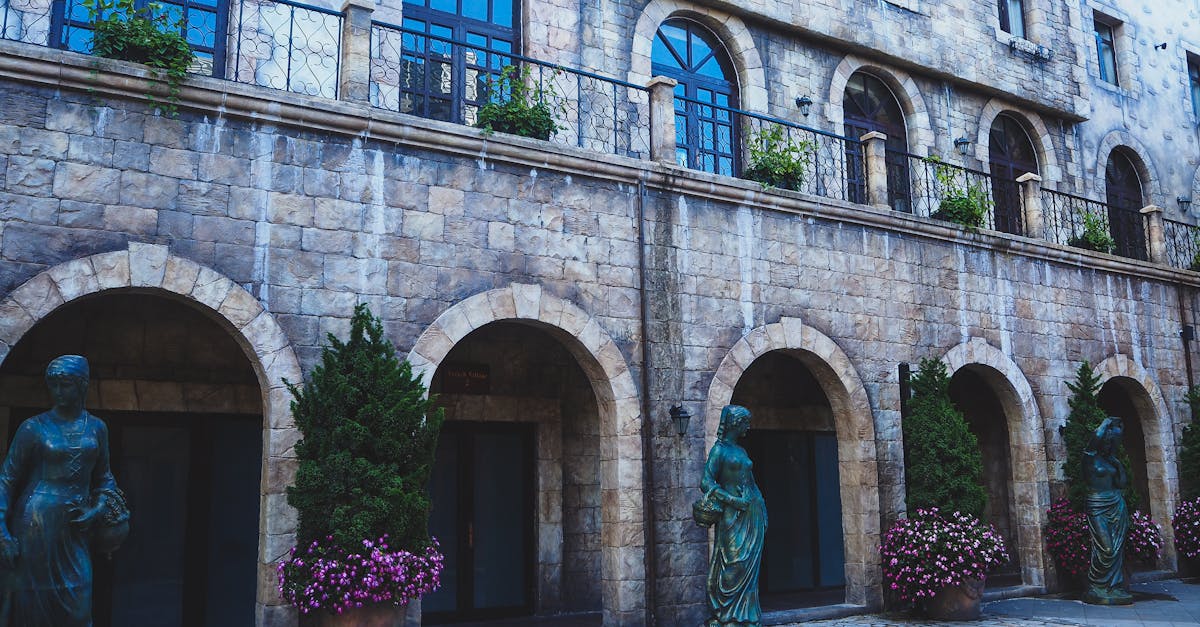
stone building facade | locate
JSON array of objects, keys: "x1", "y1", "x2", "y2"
[{"x1": 0, "y1": 0, "x2": 1199, "y2": 625}]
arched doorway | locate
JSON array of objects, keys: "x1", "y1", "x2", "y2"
[
  {"x1": 1105, "y1": 149, "x2": 1148, "y2": 260},
  {"x1": 0, "y1": 292, "x2": 263, "y2": 626},
  {"x1": 988, "y1": 113, "x2": 1038, "y2": 236},
  {"x1": 948, "y1": 366, "x2": 1020, "y2": 587},
  {"x1": 844, "y1": 72, "x2": 910, "y2": 212},
  {"x1": 730, "y1": 351, "x2": 846, "y2": 609},
  {"x1": 422, "y1": 321, "x2": 604, "y2": 623},
  {"x1": 1097, "y1": 377, "x2": 1152, "y2": 512},
  {"x1": 652, "y1": 18, "x2": 739, "y2": 176}
]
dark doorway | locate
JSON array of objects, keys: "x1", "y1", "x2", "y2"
[
  {"x1": 988, "y1": 114, "x2": 1037, "y2": 235},
  {"x1": 1097, "y1": 381, "x2": 1151, "y2": 511},
  {"x1": 844, "y1": 72, "x2": 910, "y2": 211},
  {"x1": 7, "y1": 409, "x2": 262, "y2": 627},
  {"x1": 1104, "y1": 149, "x2": 1148, "y2": 260},
  {"x1": 425, "y1": 421, "x2": 535, "y2": 623}
]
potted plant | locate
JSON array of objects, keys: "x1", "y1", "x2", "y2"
[
  {"x1": 277, "y1": 304, "x2": 445, "y2": 624},
  {"x1": 882, "y1": 508, "x2": 1009, "y2": 619},
  {"x1": 893, "y1": 358, "x2": 1005, "y2": 619},
  {"x1": 1046, "y1": 497, "x2": 1163, "y2": 580},
  {"x1": 925, "y1": 155, "x2": 991, "y2": 230},
  {"x1": 476, "y1": 64, "x2": 562, "y2": 141},
  {"x1": 740, "y1": 123, "x2": 815, "y2": 191},
  {"x1": 85, "y1": 0, "x2": 195, "y2": 116},
  {"x1": 1067, "y1": 211, "x2": 1116, "y2": 254}
]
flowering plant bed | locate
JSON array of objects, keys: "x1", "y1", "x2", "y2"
[
  {"x1": 1045, "y1": 497, "x2": 1163, "y2": 580},
  {"x1": 880, "y1": 508, "x2": 1009, "y2": 604},
  {"x1": 1173, "y1": 497, "x2": 1200, "y2": 560},
  {"x1": 279, "y1": 535, "x2": 443, "y2": 615}
]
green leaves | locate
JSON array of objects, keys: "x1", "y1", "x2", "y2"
[
  {"x1": 1179, "y1": 386, "x2": 1200, "y2": 500},
  {"x1": 85, "y1": 0, "x2": 194, "y2": 116},
  {"x1": 287, "y1": 304, "x2": 444, "y2": 551},
  {"x1": 902, "y1": 358, "x2": 987, "y2": 518},
  {"x1": 475, "y1": 64, "x2": 563, "y2": 141},
  {"x1": 1061, "y1": 361, "x2": 1136, "y2": 509},
  {"x1": 741, "y1": 123, "x2": 815, "y2": 191},
  {"x1": 1068, "y1": 211, "x2": 1116, "y2": 254},
  {"x1": 925, "y1": 155, "x2": 991, "y2": 230}
]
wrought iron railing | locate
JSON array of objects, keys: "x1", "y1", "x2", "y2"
[
  {"x1": 1041, "y1": 189, "x2": 1148, "y2": 260},
  {"x1": 1164, "y1": 219, "x2": 1200, "y2": 271},
  {"x1": 369, "y1": 22, "x2": 651, "y2": 158},
  {"x1": 0, "y1": 0, "x2": 51, "y2": 45},
  {"x1": 885, "y1": 151, "x2": 1025, "y2": 234},
  {"x1": 232, "y1": 0, "x2": 342, "y2": 98},
  {"x1": 672, "y1": 94, "x2": 863, "y2": 203}
]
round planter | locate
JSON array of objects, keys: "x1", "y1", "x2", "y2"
[
  {"x1": 300, "y1": 603, "x2": 413, "y2": 627},
  {"x1": 925, "y1": 577, "x2": 985, "y2": 621}
]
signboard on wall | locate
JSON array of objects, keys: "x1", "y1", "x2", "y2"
[{"x1": 440, "y1": 363, "x2": 491, "y2": 394}]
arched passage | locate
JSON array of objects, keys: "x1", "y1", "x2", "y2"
[
  {"x1": 704, "y1": 317, "x2": 880, "y2": 608},
  {"x1": 0, "y1": 242, "x2": 303, "y2": 625},
  {"x1": 1094, "y1": 354, "x2": 1177, "y2": 570},
  {"x1": 942, "y1": 338, "x2": 1049, "y2": 588},
  {"x1": 406, "y1": 284, "x2": 644, "y2": 625}
]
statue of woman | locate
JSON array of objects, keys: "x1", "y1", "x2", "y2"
[
  {"x1": 1081, "y1": 416, "x2": 1133, "y2": 605},
  {"x1": 0, "y1": 355, "x2": 128, "y2": 625},
  {"x1": 701, "y1": 405, "x2": 767, "y2": 627}
]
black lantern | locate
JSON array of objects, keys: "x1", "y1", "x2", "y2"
[
  {"x1": 669, "y1": 404, "x2": 692, "y2": 437},
  {"x1": 794, "y1": 95, "x2": 813, "y2": 117},
  {"x1": 1178, "y1": 196, "x2": 1193, "y2": 213},
  {"x1": 954, "y1": 136, "x2": 971, "y2": 156}
]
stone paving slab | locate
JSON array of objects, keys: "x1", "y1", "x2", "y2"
[{"x1": 797, "y1": 579, "x2": 1200, "y2": 627}]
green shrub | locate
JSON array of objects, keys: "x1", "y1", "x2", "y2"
[
  {"x1": 476, "y1": 65, "x2": 562, "y2": 141},
  {"x1": 286, "y1": 304, "x2": 444, "y2": 552},
  {"x1": 1067, "y1": 211, "x2": 1116, "y2": 254},
  {"x1": 86, "y1": 0, "x2": 194, "y2": 116},
  {"x1": 903, "y1": 358, "x2": 987, "y2": 517},
  {"x1": 925, "y1": 155, "x2": 991, "y2": 230},
  {"x1": 1060, "y1": 361, "x2": 1136, "y2": 509},
  {"x1": 1179, "y1": 386, "x2": 1200, "y2": 500},
  {"x1": 741, "y1": 123, "x2": 814, "y2": 191}
]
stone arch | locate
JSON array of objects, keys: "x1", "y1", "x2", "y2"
[
  {"x1": 406, "y1": 283, "x2": 644, "y2": 623},
  {"x1": 1093, "y1": 354, "x2": 1177, "y2": 568},
  {"x1": 0, "y1": 241, "x2": 302, "y2": 624},
  {"x1": 630, "y1": 0, "x2": 768, "y2": 111},
  {"x1": 974, "y1": 99, "x2": 1061, "y2": 184},
  {"x1": 941, "y1": 338, "x2": 1050, "y2": 587},
  {"x1": 1095, "y1": 131, "x2": 1163, "y2": 205},
  {"x1": 827, "y1": 55, "x2": 935, "y2": 151},
  {"x1": 703, "y1": 317, "x2": 880, "y2": 607}
]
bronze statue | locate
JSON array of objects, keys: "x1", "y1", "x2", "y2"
[
  {"x1": 1082, "y1": 416, "x2": 1133, "y2": 605},
  {"x1": 0, "y1": 355, "x2": 129, "y2": 625},
  {"x1": 696, "y1": 405, "x2": 767, "y2": 626}
]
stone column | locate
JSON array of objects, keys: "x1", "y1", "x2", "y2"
[
  {"x1": 647, "y1": 76, "x2": 678, "y2": 164},
  {"x1": 860, "y1": 131, "x2": 889, "y2": 210},
  {"x1": 1141, "y1": 205, "x2": 1166, "y2": 264},
  {"x1": 339, "y1": 0, "x2": 374, "y2": 103},
  {"x1": 1016, "y1": 172, "x2": 1043, "y2": 239}
]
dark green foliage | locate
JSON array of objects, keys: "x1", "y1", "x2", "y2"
[
  {"x1": 924, "y1": 155, "x2": 990, "y2": 230},
  {"x1": 741, "y1": 124, "x2": 814, "y2": 191},
  {"x1": 287, "y1": 304, "x2": 443, "y2": 551},
  {"x1": 86, "y1": 0, "x2": 194, "y2": 116},
  {"x1": 903, "y1": 358, "x2": 987, "y2": 518},
  {"x1": 1061, "y1": 361, "x2": 1136, "y2": 509},
  {"x1": 476, "y1": 65, "x2": 562, "y2": 141},
  {"x1": 1067, "y1": 212, "x2": 1116, "y2": 254},
  {"x1": 1179, "y1": 386, "x2": 1200, "y2": 500}
]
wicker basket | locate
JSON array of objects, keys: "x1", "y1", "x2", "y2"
[{"x1": 692, "y1": 489, "x2": 722, "y2": 527}]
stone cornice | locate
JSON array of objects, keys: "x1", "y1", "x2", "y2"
[{"x1": 1, "y1": 40, "x2": 1196, "y2": 287}]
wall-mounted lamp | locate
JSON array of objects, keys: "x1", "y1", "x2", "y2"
[
  {"x1": 1154, "y1": 42, "x2": 1168, "y2": 51},
  {"x1": 669, "y1": 404, "x2": 692, "y2": 437},
  {"x1": 954, "y1": 137, "x2": 971, "y2": 157},
  {"x1": 795, "y1": 95, "x2": 813, "y2": 117},
  {"x1": 1179, "y1": 196, "x2": 1193, "y2": 213}
]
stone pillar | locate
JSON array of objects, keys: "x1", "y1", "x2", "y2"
[
  {"x1": 647, "y1": 76, "x2": 678, "y2": 164},
  {"x1": 1016, "y1": 172, "x2": 1043, "y2": 239},
  {"x1": 1141, "y1": 205, "x2": 1166, "y2": 264},
  {"x1": 860, "y1": 131, "x2": 889, "y2": 210},
  {"x1": 339, "y1": 0, "x2": 374, "y2": 103}
]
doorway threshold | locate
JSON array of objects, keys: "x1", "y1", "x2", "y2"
[
  {"x1": 762, "y1": 603, "x2": 866, "y2": 625},
  {"x1": 982, "y1": 584, "x2": 1044, "y2": 602}
]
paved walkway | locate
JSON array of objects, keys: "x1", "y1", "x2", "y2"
[{"x1": 800, "y1": 579, "x2": 1200, "y2": 627}]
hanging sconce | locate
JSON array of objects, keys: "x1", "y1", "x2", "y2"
[
  {"x1": 670, "y1": 404, "x2": 692, "y2": 437},
  {"x1": 1178, "y1": 196, "x2": 1193, "y2": 213},
  {"x1": 795, "y1": 95, "x2": 813, "y2": 117},
  {"x1": 954, "y1": 137, "x2": 971, "y2": 156}
]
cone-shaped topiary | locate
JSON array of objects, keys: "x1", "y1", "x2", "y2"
[
  {"x1": 903, "y1": 358, "x2": 986, "y2": 518},
  {"x1": 1179, "y1": 386, "x2": 1200, "y2": 500},
  {"x1": 1060, "y1": 361, "x2": 1137, "y2": 510},
  {"x1": 286, "y1": 303, "x2": 444, "y2": 552}
]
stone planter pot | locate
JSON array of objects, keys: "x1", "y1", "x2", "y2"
[
  {"x1": 925, "y1": 577, "x2": 985, "y2": 621},
  {"x1": 300, "y1": 600, "x2": 419, "y2": 627}
]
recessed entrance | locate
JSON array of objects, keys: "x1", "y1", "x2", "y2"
[{"x1": 1098, "y1": 378, "x2": 1151, "y2": 511}]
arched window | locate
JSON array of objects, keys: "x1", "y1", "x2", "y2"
[
  {"x1": 843, "y1": 72, "x2": 910, "y2": 212},
  {"x1": 652, "y1": 19, "x2": 738, "y2": 176},
  {"x1": 988, "y1": 114, "x2": 1038, "y2": 235},
  {"x1": 1105, "y1": 149, "x2": 1147, "y2": 260}
]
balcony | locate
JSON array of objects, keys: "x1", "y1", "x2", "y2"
[{"x1": 1, "y1": 0, "x2": 1194, "y2": 276}]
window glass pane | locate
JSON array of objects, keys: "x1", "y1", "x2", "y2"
[
  {"x1": 659, "y1": 23, "x2": 687, "y2": 63},
  {"x1": 493, "y1": 0, "x2": 513, "y2": 27},
  {"x1": 1005, "y1": 0, "x2": 1025, "y2": 38},
  {"x1": 1095, "y1": 18, "x2": 1118, "y2": 85},
  {"x1": 689, "y1": 29, "x2": 712, "y2": 66},
  {"x1": 697, "y1": 55, "x2": 725, "y2": 80},
  {"x1": 429, "y1": 0, "x2": 455, "y2": 14},
  {"x1": 463, "y1": 0, "x2": 486, "y2": 22},
  {"x1": 1190, "y1": 58, "x2": 1200, "y2": 118}
]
